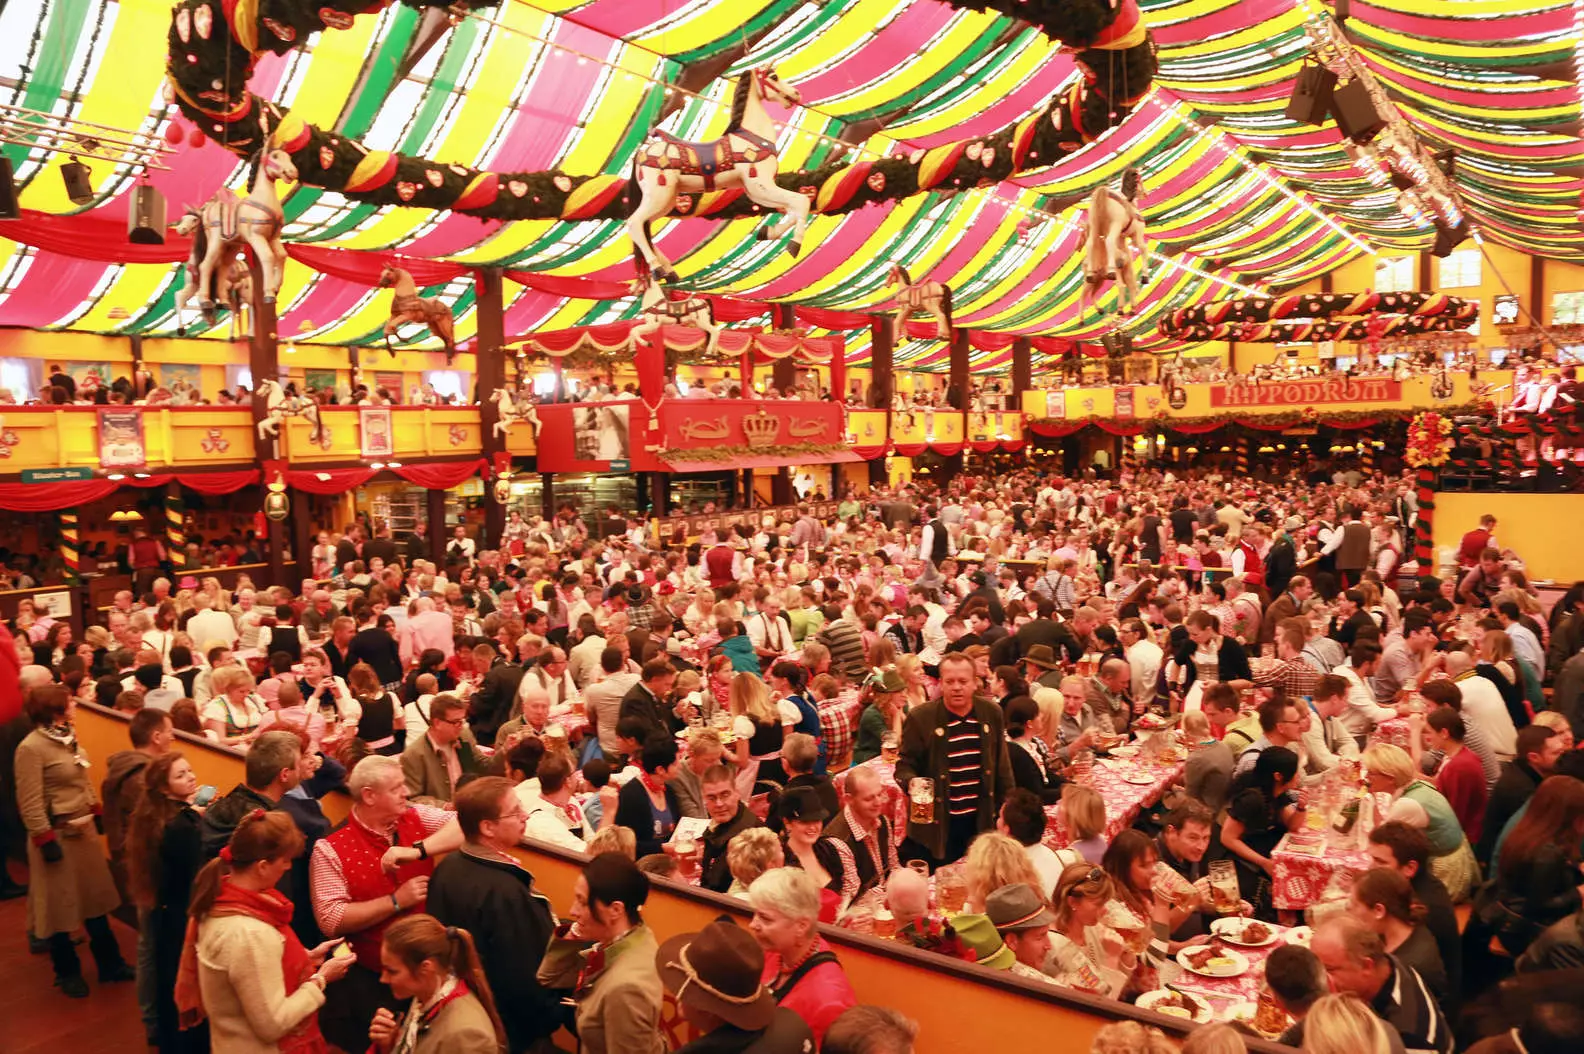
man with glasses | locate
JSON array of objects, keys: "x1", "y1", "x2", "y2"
[
  {"x1": 400, "y1": 693, "x2": 484, "y2": 807},
  {"x1": 697, "y1": 765, "x2": 762, "y2": 893},
  {"x1": 1233, "y1": 695, "x2": 1306, "y2": 777},
  {"x1": 521, "y1": 645, "x2": 579, "y2": 710},
  {"x1": 427, "y1": 776, "x2": 561, "y2": 1054}
]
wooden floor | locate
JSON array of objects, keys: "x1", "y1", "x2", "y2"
[{"x1": 0, "y1": 864, "x2": 146, "y2": 1054}]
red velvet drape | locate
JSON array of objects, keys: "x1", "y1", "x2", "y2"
[{"x1": 395, "y1": 459, "x2": 487, "y2": 490}]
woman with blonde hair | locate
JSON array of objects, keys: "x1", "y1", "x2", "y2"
[
  {"x1": 202, "y1": 666, "x2": 266, "y2": 746},
  {"x1": 683, "y1": 588, "x2": 717, "y2": 638},
  {"x1": 1060, "y1": 783, "x2": 1109, "y2": 864},
  {"x1": 1362, "y1": 743, "x2": 1478, "y2": 901},
  {"x1": 1300, "y1": 993, "x2": 1395, "y2": 1054},
  {"x1": 1048, "y1": 861, "x2": 1136, "y2": 997},
  {"x1": 962, "y1": 831, "x2": 1045, "y2": 914},
  {"x1": 369, "y1": 915, "x2": 506, "y2": 1054},
  {"x1": 894, "y1": 654, "x2": 930, "y2": 710},
  {"x1": 725, "y1": 827, "x2": 784, "y2": 898},
  {"x1": 1182, "y1": 1023, "x2": 1248, "y2": 1054},
  {"x1": 584, "y1": 825, "x2": 637, "y2": 860},
  {"x1": 729, "y1": 671, "x2": 789, "y2": 795},
  {"x1": 1476, "y1": 629, "x2": 1526, "y2": 722}
]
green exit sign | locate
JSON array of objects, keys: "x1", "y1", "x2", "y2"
[{"x1": 21, "y1": 467, "x2": 95, "y2": 483}]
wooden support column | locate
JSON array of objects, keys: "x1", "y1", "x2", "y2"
[
  {"x1": 247, "y1": 258, "x2": 284, "y2": 586},
  {"x1": 1418, "y1": 252, "x2": 1432, "y2": 291},
  {"x1": 1531, "y1": 256, "x2": 1545, "y2": 324},
  {"x1": 475, "y1": 268, "x2": 507, "y2": 550},
  {"x1": 869, "y1": 316, "x2": 894, "y2": 487},
  {"x1": 289, "y1": 491, "x2": 314, "y2": 584},
  {"x1": 1011, "y1": 337, "x2": 1032, "y2": 404},
  {"x1": 428, "y1": 488, "x2": 448, "y2": 565},
  {"x1": 540, "y1": 473, "x2": 555, "y2": 521},
  {"x1": 772, "y1": 304, "x2": 797, "y2": 394},
  {"x1": 1320, "y1": 271, "x2": 1334, "y2": 294},
  {"x1": 943, "y1": 328, "x2": 970, "y2": 481}
]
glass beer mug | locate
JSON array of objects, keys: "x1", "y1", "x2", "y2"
[{"x1": 908, "y1": 778, "x2": 935, "y2": 826}]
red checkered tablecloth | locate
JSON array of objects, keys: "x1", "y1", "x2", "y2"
[
  {"x1": 1043, "y1": 756, "x2": 1186, "y2": 849},
  {"x1": 1270, "y1": 833, "x2": 1373, "y2": 912},
  {"x1": 1165, "y1": 924, "x2": 1295, "y2": 1030},
  {"x1": 852, "y1": 751, "x2": 1184, "y2": 849},
  {"x1": 1370, "y1": 716, "x2": 1412, "y2": 749}
]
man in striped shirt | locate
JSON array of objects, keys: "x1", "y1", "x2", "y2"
[{"x1": 894, "y1": 652, "x2": 1015, "y2": 866}]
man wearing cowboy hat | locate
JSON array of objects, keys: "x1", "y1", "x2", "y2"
[{"x1": 658, "y1": 919, "x2": 814, "y2": 1054}]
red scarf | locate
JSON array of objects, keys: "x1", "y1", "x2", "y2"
[{"x1": 174, "y1": 881, "x2": 327, "y2": 1054}]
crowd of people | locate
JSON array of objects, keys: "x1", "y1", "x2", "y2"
[{"x1": 0, "y1": 462, "x2": 1582, "y2": 1054}]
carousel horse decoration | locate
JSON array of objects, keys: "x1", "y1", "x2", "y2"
[
  {"x1": 887, "y1": 263, "x2": 953, "y2": 340},
  {"x1": 225, "y1": 258, "x2": 253, "y2": 340},
  {"x1": 627, "y1": 67, "x2": 810, "y2": 284},
  {"x1": 1076, "y1": 167, "x2": 1149, "y2": 319},
  {"x1": 172, "y1": 147, "x2": 297, "y2": 335},
  {"x1": 628, "y1": 269, "x2": 723, "y2": 356},
  {"x1": 379, "y1": 265, "x2": 458, "y2": 363},
  {"x1": 489, "y1": 386, "x2": 539, "y2": 439},
  {"x1": 256, "y1": 377, "x2": 327, "y2": 448}
]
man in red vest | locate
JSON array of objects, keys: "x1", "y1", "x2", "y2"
[
  {"x1": 704, "y1": 531, "x2": 740, "y2": 589},
  {"x1": 310, "y1": 754, "x2": 462, "y2": 1051}
]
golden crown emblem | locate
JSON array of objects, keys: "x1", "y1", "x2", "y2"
[{"x1": 743, "y1": 408, "x2": 782, "y2": 448}]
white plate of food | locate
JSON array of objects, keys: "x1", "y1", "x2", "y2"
[
  {"x1": 1283, "y1": 925, "x2": 1313, "y2": 948},
  {"x1": 1177, "y1": 945, "x2": 1249, "y2": 978},
  {"x1": 1120, "y1": 771, "x2": 1159, "y2": 785},
  {"x1": 1225, "y1": 1001, "x2": 1291, "y2": 1038},
  {"x1": 1106, "y1": 743, "x2": 1140, "y2": 758},
  {"x1": 1137, "y1": 989, "x2": 1212, "y2": 1023},
  {"x1": 1211, "y1": 917, "x2": 1279, "y2": 947}
]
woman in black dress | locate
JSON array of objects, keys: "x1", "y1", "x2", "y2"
[
  {"x1": 125, "y1": 752, "x2": 206, "y2": 1053},
  {"x1": 1219, "y1": 746, "x2": 1302, "y2": 921},
  {"x1": 779, "y1": 787, "x2": 858, "y2": 915}
]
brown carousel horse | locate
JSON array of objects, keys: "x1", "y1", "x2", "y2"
[
  {"x1": 887, "y1": 263, "x2": 953, "y2": 340},
  {"x1": 379, "y1": 265, "x2": 457, "y2": 363},
  {"x1": 1076, "y1": 167, "x2": 1150, "y2": 319},
  {"x1": 627, "y1": 67, "x2": 809, "y2": 283}
]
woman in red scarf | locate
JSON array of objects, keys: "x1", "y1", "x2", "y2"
[
  {"x1": 368, "y1": 915, "x2": 506, "y2": 1054},
  {"x1": 175, "y1": 811, "x2": 352, "y2": 1054}
]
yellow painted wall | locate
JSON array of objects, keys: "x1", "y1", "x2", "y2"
[{"x1": 1432, "y1": 493, "x2": 1584, "y2": 584}]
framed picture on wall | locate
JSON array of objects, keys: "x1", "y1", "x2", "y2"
[{"x1": 360, "y1": 407, "x2": 395, "y2": 458}]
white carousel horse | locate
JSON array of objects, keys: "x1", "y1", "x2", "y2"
[
  {"x1": 887, "y1": 263, "x2": 953, "y2": 340},
  {"x1": 489, "y1": 386, "x2": 539, "y2": 439},
  {"x1": 173, "y1": 148, "x2": 296, "y2": 335},
  {"x1": 628, "y1": 272, "x2": 723, "y2": 357},
  {"x1": 1075, "y1": 167, "x2": 1149, "y2": 319},
  {"x1": 256, "y1": 377, "x2": 325, "y2": 446},
  {"x1": 379, "y1": 265, "x2": 457, "y2": 363},
  {"x1": 627, "y1": 67, "x2": 810, "y2": 283}
]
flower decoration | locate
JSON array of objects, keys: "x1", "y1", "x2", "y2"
[{"x1": 1405, "y1": 411, "x2": 1453, "y2": 469}]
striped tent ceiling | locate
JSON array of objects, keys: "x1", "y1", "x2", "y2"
[{"x1": 0, "y1": 0, "x2": 1580, "y2": 371}]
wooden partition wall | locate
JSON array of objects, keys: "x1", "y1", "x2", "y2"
[{"x1": 73, "y1": 704, "x2": 1293, "y2": 1054}]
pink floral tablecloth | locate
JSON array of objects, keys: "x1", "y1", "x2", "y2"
[
  {"x1": 1270, "y1": 833, "x2": 1373, "y2": 912},
  {"x1": 1043, "y1": 756, "x2": 1186, "y2": 849}
]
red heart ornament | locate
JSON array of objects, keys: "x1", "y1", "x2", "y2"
[
  {"x1": 425, "y1": 169, "x2": 443, "y2": 187},
  {"x1": 396, "y1": 181, "x2": 418, "y2": 202}
]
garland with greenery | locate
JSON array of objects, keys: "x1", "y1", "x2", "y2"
[
  {"x1": 1029, "y1": 402, "x2": 1490, "y2": 434},
  {"x1": 168, "y1": 0, "x2": 1155, "y2": 224},
  {"x1": 1157, "y1": 291, "x2": 1477, "y2": 343},
  {"x1": 661, "y1": 442, "x2": 851, "y2": 463}
]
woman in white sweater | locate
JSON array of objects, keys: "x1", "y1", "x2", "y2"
[{"x1": 175, "y1": 810, "x2": 351, "y2": 1054}]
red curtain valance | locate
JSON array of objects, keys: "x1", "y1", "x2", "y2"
[
  {"x1": 0, "y1": 469, "x2": 260, "y2": 511},
  {"x1": 284, "y1": 467, "x2": 377, "y2": 494},
  {"x1": 178, "y1": 469, "x2": 262, "y2": 494},
  {"x1": 395, "y1": 459, "x2": 487, "y2": 491},
  {"x1": 851, "y1": 443, "x2": 890, "y2": 461}
]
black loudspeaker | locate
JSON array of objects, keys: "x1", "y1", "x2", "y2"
[
  {"x1": 1331, "y1": 77, "x2": 1385, "y2": 143},
  {"x1": 0, "y1": 158, "x2": 18, "y2": 220},
  {"x1": 61, "y1": 158, "x2": 94, "y2": 205},
  {"x1": 1285, "y1": 63, "x2": 1336, "y2": 126},
  {"x1": 128, "y1": 184, "x2": 167, "y2": 245}
]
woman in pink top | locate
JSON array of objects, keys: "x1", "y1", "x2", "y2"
[{"x1": 748, "y1": 867, "x2": 855, "y2": 1045}]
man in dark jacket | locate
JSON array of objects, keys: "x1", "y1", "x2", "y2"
[
  {"x1": 467, "y1": 649, "x2": 527, "y2": 746},
  {"x1": 893, "y1": 652, "x2": 1015, "y2": 866},
  {"x1": 618, "y1": 659, "x2": 678, "y2": 740},
  {"x1": 427, "y1": 777, "x2": 563, "y2": 1053},
  {"x1": 1476, "y1": 725, "x2": 1561, "y2": 866},
  {"x1": 102, "y1": 709, "x2": 173, "y2": 900},
  {"x1": 697, "y1": 766, "x2": 762, "y2": 893}
]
